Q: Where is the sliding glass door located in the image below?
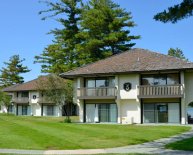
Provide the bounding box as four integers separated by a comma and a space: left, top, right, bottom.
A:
86, 103, 117, 123
143, 103, 180, 123
157, 104, 168, 123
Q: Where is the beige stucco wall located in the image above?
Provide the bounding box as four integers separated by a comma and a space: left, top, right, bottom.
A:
116, 74, 140, 100
75, 77, 84, 122
31, 104, 41, 116
185, 72, 193, 105
120, 99, 141, 124
29, 91, 39, 104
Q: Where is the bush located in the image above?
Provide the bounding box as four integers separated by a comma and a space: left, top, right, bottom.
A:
0, 113, 15, 116
64, 117, 71, 123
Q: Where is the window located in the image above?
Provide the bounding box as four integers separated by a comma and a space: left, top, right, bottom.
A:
141, 73, 180, 85
8, 105, 13, 113
167, 74, 179, 85
21, 92, 29, 98
143, 103, 180, 123
85, 77, 115, 88
47, 105, 54, 116
22, 105, 28, 115
86, 103, 117, 123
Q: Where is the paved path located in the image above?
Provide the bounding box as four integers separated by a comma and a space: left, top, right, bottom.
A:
1, 127, 193, 155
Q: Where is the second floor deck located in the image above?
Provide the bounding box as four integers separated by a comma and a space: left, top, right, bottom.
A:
77, 84, 184, 99
77, 87, 117, 99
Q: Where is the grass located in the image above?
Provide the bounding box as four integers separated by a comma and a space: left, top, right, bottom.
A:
166, 137, 193, 151
0, 115, 190, 150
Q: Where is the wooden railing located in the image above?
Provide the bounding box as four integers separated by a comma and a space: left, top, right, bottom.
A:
37, 97, 54, 103
138, 84, 184, 98
12, 97, 29, 103
77, 87, 117, 99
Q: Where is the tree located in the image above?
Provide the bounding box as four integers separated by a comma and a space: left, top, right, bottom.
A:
36, 74, 73, 121
0, 55, 30, 88
168, 48, 188, 60
0, 90, 11, 113
34, 0, 82, 74
76, 0, 140, 64
154, 0, 193, 23
35, 0, 140, 72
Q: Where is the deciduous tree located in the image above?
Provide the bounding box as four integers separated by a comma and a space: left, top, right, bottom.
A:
36, 74, 73, 121
0, 90, 11, 112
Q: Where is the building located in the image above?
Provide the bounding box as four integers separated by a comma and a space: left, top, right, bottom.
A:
61, 48, 193, 124
3, 77, 77, 117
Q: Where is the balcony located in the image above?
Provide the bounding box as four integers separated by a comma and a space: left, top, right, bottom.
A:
77, 87, 117, 99
37, 97, 54, 104
12, 97, 29, 103
138, 84, 184, 98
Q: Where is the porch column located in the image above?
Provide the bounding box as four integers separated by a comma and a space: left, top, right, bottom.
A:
116, 99, 122, 124
180, 71, 186, 124
77, 99, 84, 122
41, 104, 43, 116
76, 77, 84, 122
16, 104, 18, 115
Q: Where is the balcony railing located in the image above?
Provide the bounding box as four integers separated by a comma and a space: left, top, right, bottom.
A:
77, 87, 117, 99
138, 84, 184, 98
12, 97, 29, 103
37, 97, 54, 104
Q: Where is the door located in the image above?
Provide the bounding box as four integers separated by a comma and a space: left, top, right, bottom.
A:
47, 105, 54, 116
99, 104, 109, 122
156, 104, 168, 123
86, 104, 95, 122
22, 105, 28, 115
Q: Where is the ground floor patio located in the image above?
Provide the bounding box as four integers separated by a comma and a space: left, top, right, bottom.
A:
80, 98, 192, 124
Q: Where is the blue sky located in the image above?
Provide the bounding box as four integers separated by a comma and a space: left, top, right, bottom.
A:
0, 0, 193, 82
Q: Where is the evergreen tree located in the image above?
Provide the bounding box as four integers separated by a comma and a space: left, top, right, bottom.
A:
168, 48, 188, 60
0, 55, 30, 87
154, 0, 193, 23
34, 0, 82, 74
35, 0, 139, 72
76, 0, 140, 64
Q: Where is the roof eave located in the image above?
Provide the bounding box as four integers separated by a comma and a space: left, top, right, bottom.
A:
61, 68, 193, 79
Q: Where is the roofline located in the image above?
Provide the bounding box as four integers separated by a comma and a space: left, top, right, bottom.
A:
3, 89, 38, 92
2, 75, 48, 92
60, 68, 193, 79
59, 49, 136, 78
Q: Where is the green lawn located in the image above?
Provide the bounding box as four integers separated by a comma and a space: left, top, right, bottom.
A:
166, 137, 193, 151
0, 115, 190, 150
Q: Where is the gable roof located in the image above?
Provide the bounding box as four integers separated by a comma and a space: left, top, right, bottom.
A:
3, 76, 47, 92
61, 48, 193, 78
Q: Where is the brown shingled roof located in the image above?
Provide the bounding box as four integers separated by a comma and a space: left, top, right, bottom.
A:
3, 76, 47, 92
61, 48, 193, 78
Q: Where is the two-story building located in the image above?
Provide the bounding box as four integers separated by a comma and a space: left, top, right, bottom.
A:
3, 77, 77, 117
61, 48, 193, 124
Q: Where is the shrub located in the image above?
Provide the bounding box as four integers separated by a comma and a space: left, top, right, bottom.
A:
64, 118, 71, 123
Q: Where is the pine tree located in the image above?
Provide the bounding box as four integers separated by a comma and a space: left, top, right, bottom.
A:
35, 0, 140, 72
0, 55, 30, 87
34, 0, 82, 74
154, 0, 193, 23
168, 48, 188, 60
76, 0, 140, 64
